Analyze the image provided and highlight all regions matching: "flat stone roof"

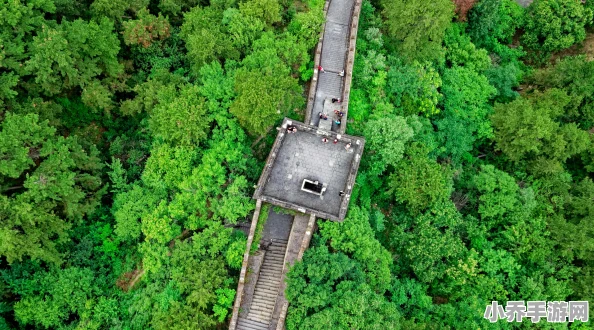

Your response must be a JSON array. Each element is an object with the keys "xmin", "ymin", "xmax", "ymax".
[{"xmin": 253, "ymin": 118, "xmax": 364, "ymax": 221}]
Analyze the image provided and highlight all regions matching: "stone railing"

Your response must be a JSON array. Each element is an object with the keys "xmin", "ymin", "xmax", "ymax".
[
  {"xmin": 228, "ymin": 199, "xmax": 263, "ymax": 330},
  {"xmin": 305, "ymin": 0, "xmax": 331, "ymax": 125},
  {"xmin": 337, "ymin": 0, "xmax": 363, "ymax": 134}
]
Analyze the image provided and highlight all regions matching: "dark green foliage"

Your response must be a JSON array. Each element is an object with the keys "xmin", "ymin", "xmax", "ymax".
[
  {"xmin": 380, "ymin": 0, "xmax": 454, "ymax": 62},
  {"xmin": 2, "ymin": 0, "xmax": 594, "ymax": 328}
]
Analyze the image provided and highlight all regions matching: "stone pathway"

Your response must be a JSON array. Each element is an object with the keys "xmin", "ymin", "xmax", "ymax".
[
  {"xmin": 310, "ymin": 0, "xmax": 356, "ymax": 129},
  {"xmin": 230, "ymin": 0, "xmax": 361, "ymax": 327}
]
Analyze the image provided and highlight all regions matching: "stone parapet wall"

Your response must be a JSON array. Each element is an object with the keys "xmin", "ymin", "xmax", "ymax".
[
  {"xmin": 305, "ymin": 0, "xmax": 331, "ymax": 125},
  {"xmin": 338, "ymin": 0, "xmax": 362, "ymax": 134},
  {"xmin": 228, "ymin": 199, "xmax": 263, "ymax": 330}
]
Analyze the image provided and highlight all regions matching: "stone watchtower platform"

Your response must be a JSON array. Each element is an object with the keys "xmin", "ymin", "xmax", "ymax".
[{"xmin": 254, "ymin": 118, "xmax": 364, "ymax": 221}]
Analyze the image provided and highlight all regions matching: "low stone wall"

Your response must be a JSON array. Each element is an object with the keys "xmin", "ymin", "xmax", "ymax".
[
  {"xmin": 338, "ymin": 0, "xmax": 362, "ymax": 134},
  {"xmin": 228, "ymin": 199, "xmax": 263, "ymax": 330},
  {"xmin": 305, "ymin": 0, "xmax": 331, "ymax": 125}
]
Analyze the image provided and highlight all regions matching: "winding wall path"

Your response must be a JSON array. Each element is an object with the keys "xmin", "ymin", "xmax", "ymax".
[{"xmin": 229, "ymin": 0, "xmax": 362, "ymax": 328}]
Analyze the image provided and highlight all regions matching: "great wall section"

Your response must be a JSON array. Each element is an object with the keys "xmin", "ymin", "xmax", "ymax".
[{"xmin": 228, "ymin": 0, "xmax": 364, "ymax": 328}]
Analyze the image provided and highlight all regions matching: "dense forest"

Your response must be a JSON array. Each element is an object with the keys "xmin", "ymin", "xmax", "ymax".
[{"xmin": 0, "ymin": 0, "xmax": 593, "ymax": 328}]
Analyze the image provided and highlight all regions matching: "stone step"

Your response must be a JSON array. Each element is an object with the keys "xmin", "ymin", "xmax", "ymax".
[
  {"xmin": 258, "ymin": 272, "xmax": 282, "ymax": 280},
  {"xmin": 247, "ymin": 312, "xmax": 272, "ymax": 324},
  {"xmin": 251, "ymin": 301, "xmax": 276, "ymax": 310},
  {"xmin": 250, "ymin": 306, "xmax": 274, "ymax": 316},
  {"xmin": 253, "ymin": 291, "xmax": 278, "ymax": 299},
  {"xmin": 254, "ymin": 285, "xmax": 280, "ymax": 295},
  {"xmin": 264, "ymin": 255, "xmax": 285, "ymax": 261},
  {"xmin": 256, "ymin": 276, "xmax": 281, "ymax": 284},
  {"xmin": 248, "ymin": 308, "xmax": 273, "ymax": 319},
  {"xmin": 237, "ymin": 317, "xmax": 268, "ymax": 330},
  {"xmin": 260, "ymin": 264, "xmax": 283, "ymax": 271}
]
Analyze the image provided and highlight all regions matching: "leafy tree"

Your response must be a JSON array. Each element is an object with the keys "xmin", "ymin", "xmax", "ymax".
[
  {"xmin": 286, "ymin": 247, "xmax": 400, "ymax": 330},
  {"xmin": 286, "ymin": 206, "xmax": 398, "ymax": 329},
  {"xmin": 0, "ymin": 113, "xmax": 103, "ymax": 264},
  {"xmin": 13, "ymin": 267, "xmax": 107, "ymax": 328},
  {"xmin": 492, "ymin": 89, "xmax": 590, "ymax": 174},
  {"xmin": 239, "ymin": 0, "xmax": 282, "ymax": 26},
  {"xmin": 123, "ymin": 8, "xmax": 171, "ymax": 48},
  {"xmin": 529, "ymin": 55, "xmax": 594, "ymax": 128},
  {"xmin": 435, "ymin": 66, "xmax": 496, "ymax": 163},
  {"xmin": 90, "ymin": 0, "xmax": 148, "ymax": 21},
  {"xmin": 467, "ymin": 0, "xmax": 524, "ymax": 51},
  {"xmin": 485, "ymin": 62, "xmax": 522, "ymax": 102},
  {"xmin": 148, "ymin": 84, "xmax": 210, "ymax": 146},
  {"xmin": 181, "ymin": 6, "xmax": 239, "ymax": 73},
  {"xmin": 522, "ymin": 0, "xmax": 593, "ymax": 56},
  {"xmin": 385, "ymin": 58, "xmax": 442, "ymax": 116},
  {"xmin": 444, "ymin": 23, "xmax": 490, "ymax": 72},
  {"xmin": 26, "ymin": 18, "xmax": 122, "ymax": 95},
  {"xmin": 0, "ymin": 0, "xmax": 56, "ymax": 104},
  {"xmin": 223, "ymin": 8, "xmax": 266, "ymax": 53},
  {"xmin": 230, "ymin": 34, "xmax": 303, "ymax": 135},
  {"xmin": 363, "ymin": 115, "xmax": 414, "ymax": 174},
  {"xmin": 380, "ymin": 0, "xmax": 454, "ymax": 62},
  {"xmin": 388, "ymin": 143, "xmax": 451, "ymax": 214}
]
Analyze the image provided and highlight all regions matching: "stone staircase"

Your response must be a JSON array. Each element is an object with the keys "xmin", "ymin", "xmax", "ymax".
[{"xmin": 240, "ymin": 238, "xmax": 288, "ymax": 329}]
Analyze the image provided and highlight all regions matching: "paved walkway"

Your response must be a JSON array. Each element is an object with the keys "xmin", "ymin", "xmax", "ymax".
[{"xmin": 310, "ymin": 0, "xmax": 356, "ymax": 129}]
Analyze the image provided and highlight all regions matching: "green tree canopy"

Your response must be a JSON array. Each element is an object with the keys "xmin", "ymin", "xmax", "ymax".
[
  {"xmin": 0, "ymin": 113, "xmax": 103, "ymax": 264},
  {"xmin": 492, "ymin": 89, "xmax": 591, "ymax": 174},
  {"xmin": 522, "ymin": 0, "xmax": 593, "ymax": 56},
  {"xmin": 380, "ymin": 0, "xmax": 454, "ymax": 62}
]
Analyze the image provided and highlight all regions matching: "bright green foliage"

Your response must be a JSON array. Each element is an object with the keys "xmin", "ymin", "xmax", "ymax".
[
  {"xmin": 148, "ymin": 84, "xmax": 210, "ymax": 146},
  {"xmin": 386, "ymin": 58, "xmax": 442, "ymax": 116},
  {"xmin": 239, "ymin": 0, "xmax": 282, "ymax": 26},
  {"xmin": 444, "ymin": 23, "xmax": 490, "ymax": 72},
  {"xmin": 230, "ymin": 34, "xmax": 303, "ymax": 135},
  {"xmin": 0, "ymin": 0, "xmax": 56, "ymax": 104},
  {"xmin": 318, "ymin": 207, "xmax": 393, "ymax": 290},
  {"xmin": 381, "ymin": 0, "xmax": 454, "ymax": 62},
  {"xmin": 0, "ymin": 113, "xmax": 103, "ymax": 264},
  {"xmin": 472, "ymin": 165, "xmax": 520, "ymax": 220},
  {"xmin": 223, "ymin": 8, "xmax": 266, "ymax": 53},
  {"xmin": 530, "ymin": 55, "xmax": 594, "ymax": 128},
  {"xmin": 436, "ymin": 67, "xmax": 496, "ymax": 163},
  {"xmin": 286, "ymin": 206, "xmax": 398, "ymax": 329},
  {"xmin": 522, "ymin": 0, "xmax": 593, "ymax": 56},
  {"xmin": 363, "ymin": 115, "xmax": 414, "ymax": 174},
  {"xmin": 123, "ymin": 8, "xmax": 171, "ymax": 48},
  {"xmin": 25, "ymin": 18, "xmax": 123, "ymax": 100},
  {"xmin": 13, "ymin": 267, "xmax": 116, "ymax": 328},
  {"xmin": 492, "ymin": 89, "xmax": 590, "ymax": 173},
  {"xmin": 288, "ymin": 6, "xmax": 325, "ymax": 49},
  {"xmin": 286, "ymin": 247, "xmax": 400, "ymax": 330},
  {"xmin": 181, "ymin": 7, "xmax": 239, "ymax": 73},
  {"xmin": 389, "ymin": 202, "xmax": 465, "ymax": 284},
  {"xmin": 158, "ymin": 0, "xmax": 199, "ymax": 17},
  {"xmin": 90, "ymin": 0, "xmax": 149, "ymax": 21},
  {"xmin": 389, "ymin": 143, "xmax": 451, "ymax": 214}
]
